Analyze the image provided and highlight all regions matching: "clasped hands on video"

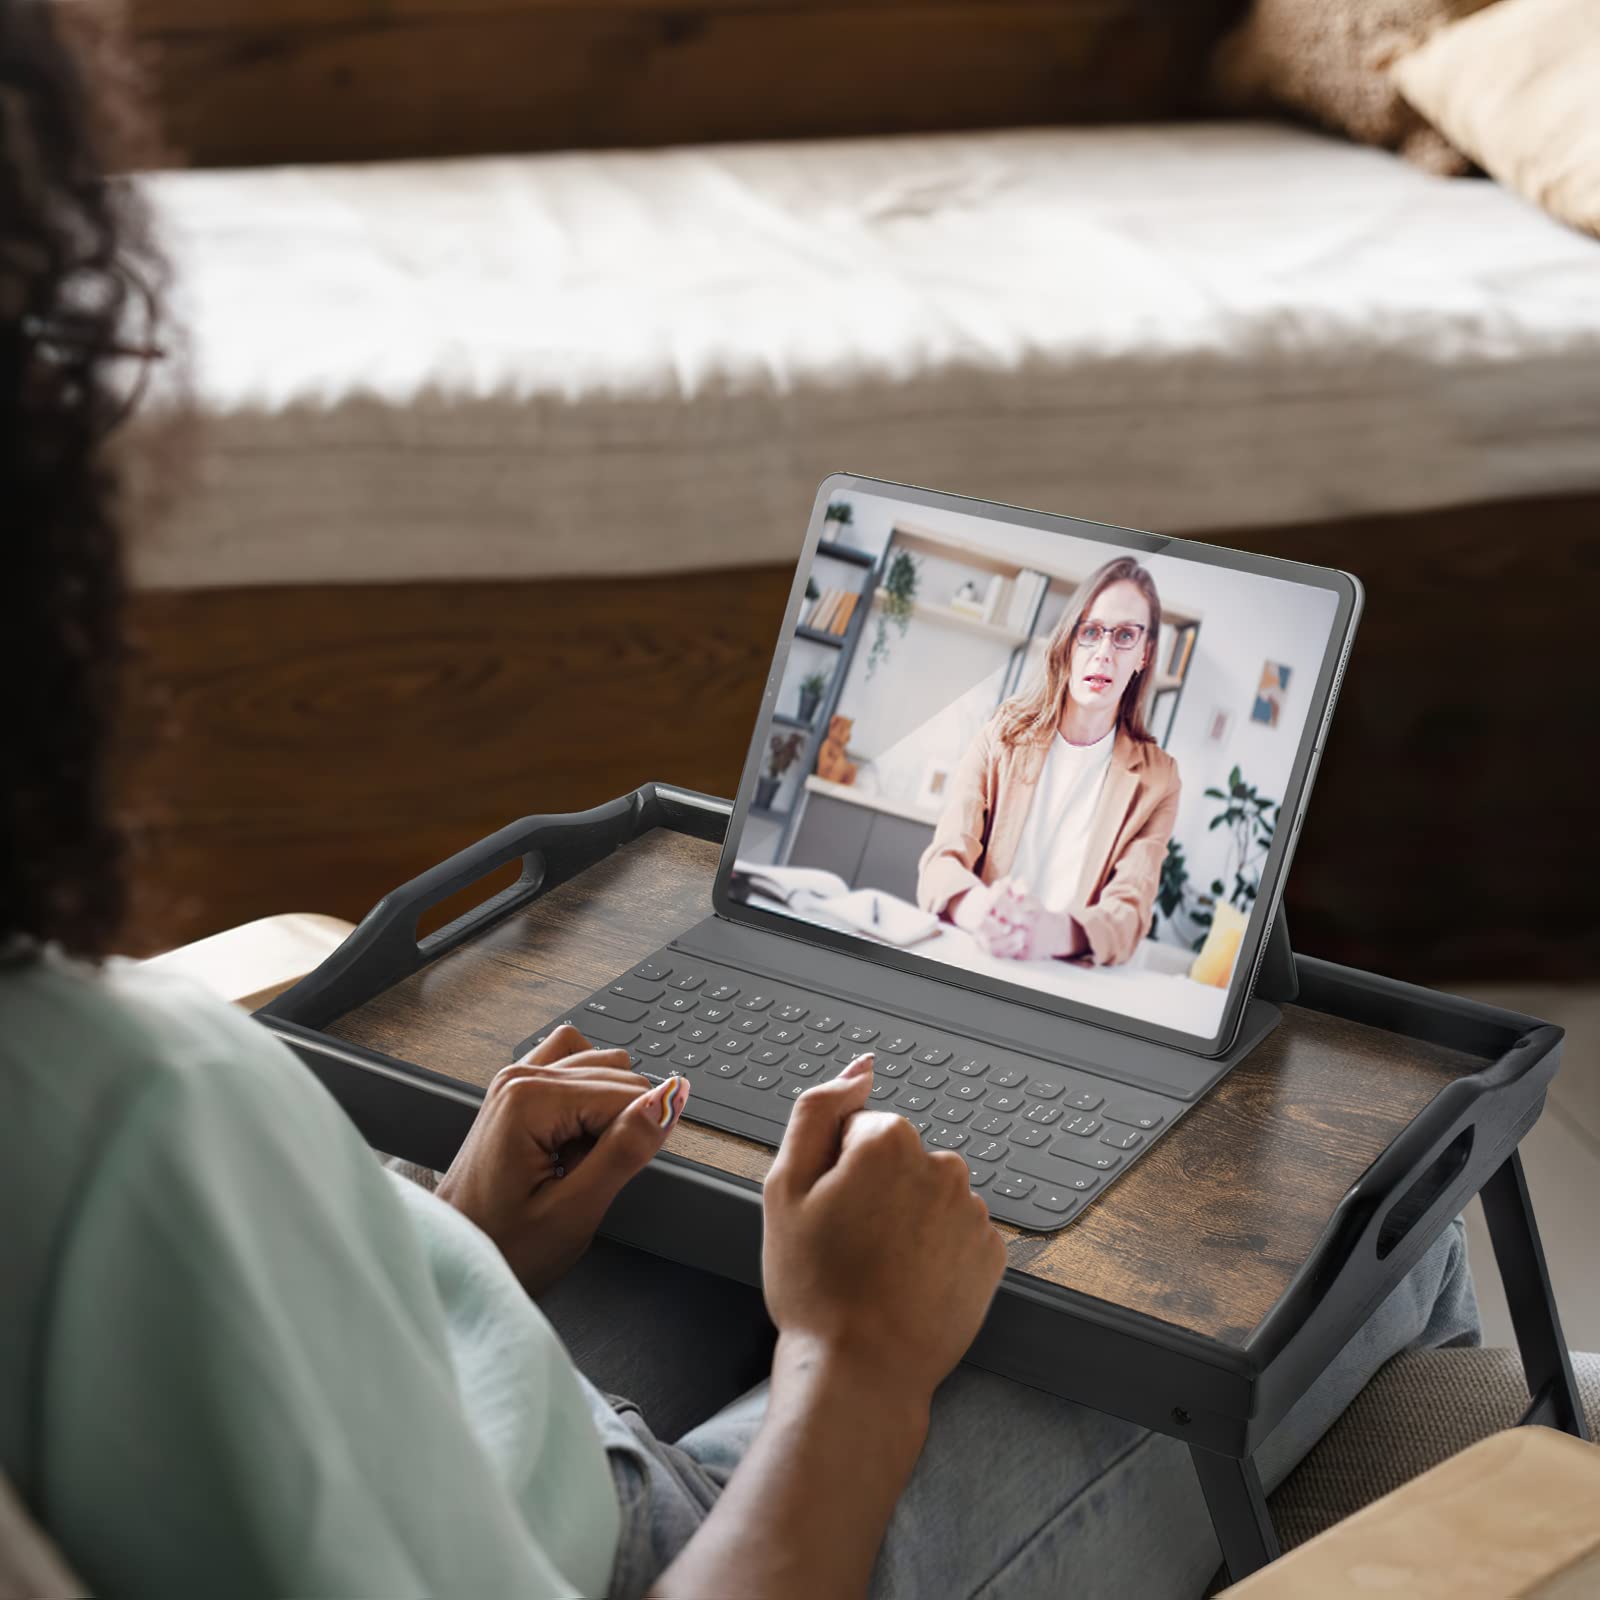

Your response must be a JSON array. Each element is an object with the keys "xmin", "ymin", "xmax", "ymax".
[{"xmin": 954, "ymin": 877, "xmax": 1087, "ymax": 963}]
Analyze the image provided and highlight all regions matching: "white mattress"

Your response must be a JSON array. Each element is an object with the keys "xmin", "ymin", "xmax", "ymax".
[{"xmin": 133, "ymin": 122, "xmax": 1600, "ymax": 590}]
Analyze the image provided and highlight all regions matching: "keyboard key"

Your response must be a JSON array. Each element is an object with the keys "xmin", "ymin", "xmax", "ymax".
[
  {"xmin": 970, "ymin": 1139, "xmax": 1007, "ymax": 1163},
  {"xmin": 931, "ymin": 1102, "xmax": 973, "ymax": 1124},
  {"xmin": 788, "ymin": 1058, "xmax": 827, "ymax": 1077},
  {"xmin": 1066, "ymin": 1090, "xmax": 1103, "ymax": 1112},
  {"xmin": 897, "ymin": 1088, "xmax": 935, "ymax": 1111},
  {"xmin": 929, "ymin": 1127, "xmax": 969, "ymax": 1150},
  {"xmin": 953, "ymin": 1058, "xmax": 989, "ymax": 1077},
  {"xmin": 734, "ymin": 1015, "xmax": 767, "ymax": 1034},
  {"xmin": 1029, "ymin": 1079, "xmax": 1065, "ymax": 1101},
  {"xmin": 1101, "ymin": 1128, "xmax": 1143, "ymax": 1150},
  {"xmin": 773, "ymin": 1002, "xmax": 808, "ymax": 1023},
  {"xmin": 705, "ymin": 982, "xmax": 738, "ymax": 1002},
  {"xmin": 914, "ymin": 1046, "xmax": 953, "ymax": 1066},
  {"xmin": 810, "ymin": 1014, "xmax": 844, "ymax": 1033},
  {"xmin": 985, "ymin": 1089, "xmax": 1025, "ymax": 1113},
  {"xmin": 679, "ymin": 1024, "xmax": 716, "ymax": 1044},
  {"xmin": 670, "ymin": 972, "xmax": 705, "ymax": 991},
  {"xmin": 874, "ymin": 1057, "xmax": 911, "ymax": 1078},
  {"xmin": 782, "ymin": 1082, "xmax": 808, "ymax": 1099},
  {"xmin": 634, "ymin": 961, "xmax": 671, "ymax": 981},
  {"xmin": 637, "ymin": 1036, "xmax": 674, "ymax": 1057},
  {"xmin": 898, "ymin": 1112, "xmax": 932, "ymax": 1134},
  {"xmin": 738, "ymin": 993, "xmax": 774, "ymax": 1012},
  {"xmin": 1033, "ymin": 1189, "xmax": 1078, "ymax": 1216},
  {"xmin": 645, "ymin": 1016, "xmax": 681, "ymax": 1034},
  {"xmin": 802, "ymin": 1036, "xmax": 837, "ymax": 1054},
  {"xmin": 671, "ymin": 1046, "xmax": 710, "ymax": 1068},
  {"xmin": 1011, "ymin": 1125, "xmax": 1050, "ymax": 1148},
  {"xmin": 869, "ymin": 1082, "xmax": 897, "ymax": 1101},
  {"xmin": 1051, "ymin": 1138, "xmax": 1120, "ymax": 1171},
  {"xmin": 911, "ymin": 1066, "xmax": 949, "ymax": 1090},
  {"xmin": 748, "ymin": 1047, "xmax": 786, "ymax": 1068},
  {"xmin": 609, "ymin": 977, "xmax": 664, "ymax": 1004},
  {"xmin": 880, "ymin": 1035, "xmax": 915, "ymax": 1055},
  {"xmin": 709, "ymin": 1059, "xmax": 745, "ymax": 1079},
  {"xmin": 992, "ymin": 1174, "xmax": 1035, "ymax": 1200},
  {"xmin": 1007, "ymin": 1145, "xmax": 1105, "ymax": 1192},
  {"xmin": 714, "ymin": 1036, "xmax": 751, "ymax": 1055},
  {"xmin": 990, "ymin": 1066, "xmax": 1027, "ymax": 1089},
  {"xmin": 697, "ymin": 1003, "xmax": 732, "ymax": 1024},
  {"xmin": 1105, "ymin": 1108, "xmax": 1164, "ymax": 1131},
  {"xmin": 586, "ymin": 996, "xmax": 647, "ymax": 1023},
  {"xmin": 662, "ymin": 994, "xmax": 698, "ymax": 1014},
  {"xmin": 843, "ymin": 1025, "xmax": 879, "ymax": 1045},
  {"xmin": 1025, "ymin": 1104, "xmax": 1061, "ymax": 1126},
  {"xmin": 971, "ymin": 1112, "xmax": 1012, "ymax": 1137},
  {"xmin": 966, "ymin": 1164, "xmax": 992, "ymax": 1188},
  {"xmin": 1062, "ymin": 1114, "xmax": 1101, "ymax": 1138},
  {"xmin": 765, "ymin": 1024, "xmax": 804, "ymax": 1045},
  {"xmin": 746, "ymin": 1066, "xmax": 783, "ymax": 1090},
  {"xmin": 570, "ymin": 1012, "xmax": 641, "ymax": 1046},
  {"xmin": 946, "ymin": 1080, "xmax": 985, "ymax": 1101}
]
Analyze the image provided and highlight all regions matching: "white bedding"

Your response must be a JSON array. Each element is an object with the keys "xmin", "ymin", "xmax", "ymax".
[{"xmin": 134, "ymin": 122, "xmax": 1600, "ymax": 590}]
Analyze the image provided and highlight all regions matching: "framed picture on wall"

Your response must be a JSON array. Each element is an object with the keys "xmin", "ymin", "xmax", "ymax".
[
  {"xmin": 916, "ymin": 761, "xmax": 953, "ymax": 812},
  {"xmin": 1252, "ymin": 661, "xmax": 1292, "ymax": 728}
]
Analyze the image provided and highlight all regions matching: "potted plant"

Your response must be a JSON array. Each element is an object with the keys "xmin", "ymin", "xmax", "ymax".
[
  {"xmin": 867, "ymin": 550, "xmax": 920, "ymax": 677},
  {"xmin": 1152, "ymin": 768, "xmax": 1280, "ymax": 950},
  {"xmin": 822, "ymin": 501, "xmax": 854, "ymax": 540},
  {"xmin": 797, "ymin": 669, "xmax": 828, "ymax": 724},
  {"xmin": 755, "ymin": 730, "xmax": 804, "ymax": 812}
]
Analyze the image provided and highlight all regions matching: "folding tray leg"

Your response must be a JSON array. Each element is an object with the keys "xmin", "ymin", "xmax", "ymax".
[
  {"xmin": 1190, "ymin": 1446, "xmax": 1280, "ymax": 1583},
  {"xmin": 1480, "ymin": 1148, "xmax": 1591, "ymax": 1440}
]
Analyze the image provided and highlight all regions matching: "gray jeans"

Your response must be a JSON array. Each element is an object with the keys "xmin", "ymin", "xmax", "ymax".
[{"xmin": 540, "ymin": 1219, "xmax": 1480, "ymax": 1600}]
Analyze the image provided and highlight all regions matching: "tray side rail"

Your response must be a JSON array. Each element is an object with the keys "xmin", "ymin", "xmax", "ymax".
[{"xmin": 259, "ymin": 783, "xmax": 729, "ymax": 1031}]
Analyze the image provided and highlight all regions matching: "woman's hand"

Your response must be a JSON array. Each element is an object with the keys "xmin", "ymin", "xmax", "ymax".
[
  {"xmin": 970, "ymin": 879, "xmax": 1084, "ymax": 962},
  {"xmin": 435, "ymin": 1024, "xmax": 687, "ymax": 1294}
]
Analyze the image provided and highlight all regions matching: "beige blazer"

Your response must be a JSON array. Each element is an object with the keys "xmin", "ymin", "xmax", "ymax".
[{"xmin": 916, "ymin": 716, "xmax": 1181, "ymax": 966}]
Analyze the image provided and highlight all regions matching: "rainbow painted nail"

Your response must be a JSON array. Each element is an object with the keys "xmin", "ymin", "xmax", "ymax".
[{"xmin": 656, "ymin": 1074, "xmax": 689, "ymax": 1128}]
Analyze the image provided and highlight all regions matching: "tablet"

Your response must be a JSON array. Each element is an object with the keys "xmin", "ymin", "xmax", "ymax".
[{"xmin": 714, "ymin": 474, "xmax": 1360, "ymax": 1059}]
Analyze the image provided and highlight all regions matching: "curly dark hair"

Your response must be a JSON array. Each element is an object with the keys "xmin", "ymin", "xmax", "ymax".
[{"xmin": 1, "ymin": 0, "xmax": 165, "ymax": 959}]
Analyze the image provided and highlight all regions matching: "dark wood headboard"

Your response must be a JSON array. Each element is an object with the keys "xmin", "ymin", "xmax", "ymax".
[{"xmin": 128, "ymin": 0, "xmax": 1245, "ymax": 168}]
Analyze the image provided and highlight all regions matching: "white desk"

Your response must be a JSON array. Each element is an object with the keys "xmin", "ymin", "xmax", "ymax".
[{"xmin": 745, "ymin": 891, "xmax": 1228, "ymax": 1037}]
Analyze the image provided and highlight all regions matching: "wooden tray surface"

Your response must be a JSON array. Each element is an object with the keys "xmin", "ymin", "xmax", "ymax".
[{"xmin": 327, "ymin": 828, "xmax": 1486, "ymax": 1347}]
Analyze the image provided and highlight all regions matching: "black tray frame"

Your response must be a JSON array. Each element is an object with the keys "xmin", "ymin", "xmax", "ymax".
[{"xmin": 259, "ymin": 782, "xmax": 1588, "ymax": 1582}]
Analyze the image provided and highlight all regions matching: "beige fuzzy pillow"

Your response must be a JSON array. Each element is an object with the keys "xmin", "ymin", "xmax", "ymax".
[
  {"xmin": 1212, "ymin": 0, "xmax": 1499, "ymax": 174},
  {"xmin": 1393, "ymin": 0, "xmax": 1600, "ymax": 236}
]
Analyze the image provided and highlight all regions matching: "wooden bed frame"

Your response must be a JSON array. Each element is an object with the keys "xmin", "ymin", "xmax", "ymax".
[{"xmin": 120, "ymin": 490, "xmax": 1600, "ymax": 980}]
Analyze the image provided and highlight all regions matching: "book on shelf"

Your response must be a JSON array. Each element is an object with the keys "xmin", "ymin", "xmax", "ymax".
[
  {"xmin": 981, "ymin": 573, "xmax": 1008, "ymax": 623},
  {"xmin": 1158, "ymin": 622, "xmax": 1176, "ymax": 680},
  {"xmin": 1168, "ymin": 625, "xmax": 1195, "ymax": 678},
  {"xmin": 1006, "ymin": 569, "xmax": 1045, "ymax": 633},
  {"xmin": 833, "ymin": 591, "xmax": 859, "ymax": 634}
]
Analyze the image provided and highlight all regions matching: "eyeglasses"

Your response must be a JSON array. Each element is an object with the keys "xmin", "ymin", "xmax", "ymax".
[
  {"xmin": 21, "ymin": 310, "xmax": 168, "ymax": 431},
  {"xmin": 1074, "ymin": 620, "xmax": 1147, "ymax": 652}
]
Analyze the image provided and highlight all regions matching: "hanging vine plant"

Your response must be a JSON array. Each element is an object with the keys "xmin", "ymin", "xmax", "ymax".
[{"xmin": 867, "ymin": 550, "xmax": 920, "ymax": 677}]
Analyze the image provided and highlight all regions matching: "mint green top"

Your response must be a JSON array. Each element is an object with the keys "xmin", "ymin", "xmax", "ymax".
[{"xmin": 0, "ymin": 950, "xmax": 620, "ymax": 1598}]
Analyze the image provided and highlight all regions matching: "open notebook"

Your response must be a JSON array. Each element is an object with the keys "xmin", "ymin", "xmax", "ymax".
[{"xmin": 728, "ymin": 862, "xmax": 940, "ymax": 948}]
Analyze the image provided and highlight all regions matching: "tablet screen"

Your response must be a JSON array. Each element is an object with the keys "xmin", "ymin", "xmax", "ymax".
[{"xmin": 715, "ymin": 477, "xmax": 1358, "ymax": 1055}]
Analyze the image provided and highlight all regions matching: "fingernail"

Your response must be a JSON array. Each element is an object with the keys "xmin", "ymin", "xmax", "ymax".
[
  {"xmin": 843, "ymin": 1051, "xmax": 875, "ymax": 1078},
  {"xmin": 648, "ymin": 1073, "xmax": 689, "ymax": 1129}
]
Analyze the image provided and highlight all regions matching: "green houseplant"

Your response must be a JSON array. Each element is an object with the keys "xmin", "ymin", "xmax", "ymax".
[
  {"xmin": 797, "ymin": 669, "xmax": 828, "ymax": 724},
  {"xmin": 867, "ymin": 550, "xmax": 920, "ymax": 678},
  {"xmin": 822, "ymin": 501, "xmax": 854, "ymax": 534},
  {"xmin": 1152, "ymin": 766, "xmax": 1280, "ymax": 950}
]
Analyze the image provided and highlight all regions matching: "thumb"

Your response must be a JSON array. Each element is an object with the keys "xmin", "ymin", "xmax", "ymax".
[
  {"xmin": 558, "ymin": 1074, "xmax": 687, "ymax": 1219},
  {"xmin": 768, "ymin": 1052, "xmax": 875, "ymax": 1198}
]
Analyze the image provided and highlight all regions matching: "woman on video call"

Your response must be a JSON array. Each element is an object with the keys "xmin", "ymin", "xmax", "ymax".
[{"xmin": 918, "ymin": 556, "xmax": 1180, "ymax": 966}]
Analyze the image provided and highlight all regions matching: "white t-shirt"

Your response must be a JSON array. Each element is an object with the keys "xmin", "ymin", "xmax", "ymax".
[{"xmin": 1006, "ymin": 727, "xmax": 1116, "ymax": 911}]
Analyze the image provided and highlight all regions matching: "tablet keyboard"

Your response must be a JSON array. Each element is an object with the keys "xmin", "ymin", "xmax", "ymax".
[{"xmin": 516, "ymin": 950, "xmax": 1181, "ymax": 1232}]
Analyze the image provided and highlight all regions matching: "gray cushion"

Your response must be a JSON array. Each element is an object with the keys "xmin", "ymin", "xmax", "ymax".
[{"xmin": 1269, "ymin": 1346, "xmax": 1600, "ymax": 1550}]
